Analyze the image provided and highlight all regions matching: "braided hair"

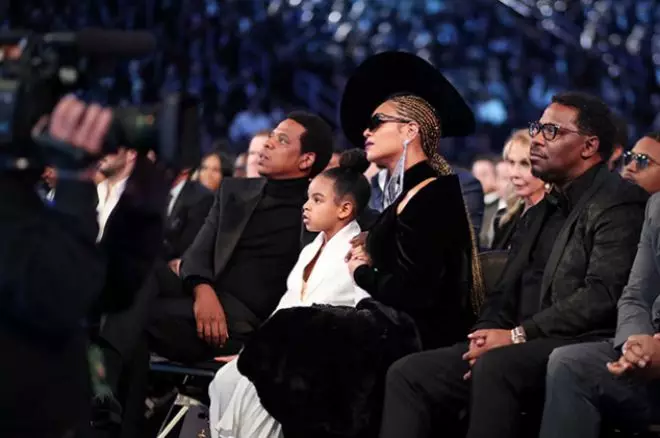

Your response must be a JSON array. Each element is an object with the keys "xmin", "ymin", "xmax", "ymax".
[{"xmin": 390, "ymin": 94, "xmax": 485, "ymax": 314}]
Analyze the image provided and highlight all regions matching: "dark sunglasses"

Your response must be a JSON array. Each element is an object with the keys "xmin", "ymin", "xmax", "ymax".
[
  {"xmin": 623, "ymin": 151, "xmax": 659, "ymax": 170},
  {"xmin": 529, "ymin": 121, "xmax": 581, "ymax": 141},
  {"xmin": 367, "ymin": 113, "xmax": 412, "ymax": 132}
]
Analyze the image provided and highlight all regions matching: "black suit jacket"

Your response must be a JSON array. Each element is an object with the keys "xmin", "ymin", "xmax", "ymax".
[
  {"xmin": 97, "ymin": 157, "xmax": 169, "ymax": 313},
  {"xmin": 163, "ymin": 180, "xmax": 214, "ymax": 260},
  {"xmin": 476, "ymin": 165, "xmax": 649, "ymax": 340},
  {"xmin": 181, "ymin": 177, "xmax": 268, "ymax": 286}
]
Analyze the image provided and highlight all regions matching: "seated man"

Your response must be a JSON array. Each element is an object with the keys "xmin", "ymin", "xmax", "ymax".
[
  {"xmin": 539, "ymin": 192, "xmax": 660, "ymax": 438},
  {"xmin": 621, "ymin": 131, "xmax": 660, "ymax": 194},
  {"xmin": 149, "ymin": 111, "xmax": 334, "ymax": 362},
  {"xmin": 378, "ymin": 92, "xmax": 649, "ymax": 438},
  {"xmin": 94, "ymin": 159, "xmax": 213, "ymax": 422}
]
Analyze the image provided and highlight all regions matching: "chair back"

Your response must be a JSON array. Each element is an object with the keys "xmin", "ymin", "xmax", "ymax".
[{"xmin": 478, "ymin": 251, "xmax": 509, "ymax": 295}]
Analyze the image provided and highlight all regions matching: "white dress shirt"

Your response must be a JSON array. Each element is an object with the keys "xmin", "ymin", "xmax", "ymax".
[
  {"xmin": 167, "ymin": 179, "xmax": 186, "ymax": 217},
  {"xmin": 96, "ymin": 177, "xmax": 129, "ymax": 242}
]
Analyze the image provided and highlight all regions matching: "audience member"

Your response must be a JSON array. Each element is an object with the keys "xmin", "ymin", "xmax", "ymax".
[
  {"xmin": 472, "ymin": 155, "xmax": 501, "ymax": 246},
  {"xmin": 37, "ymin": 166, "xmax": 57, "ymax": 204},
  {"xmin": 233, "ymin": 153, "xmax": 247, "ymax": 177},
  {"xmin": 209, "ymin": 149, "xmax": 372, "ymax": 438},
  {"xmin": 492, "ymin": 129, "xmax": 546, "ymax": 250},
  {"xmin": 149, "ymin": 111, "xmax": 333, "ymax": 363},
  {"xmin": 539, "ymin": 192, "xmax": 660, "ymax": 438},
  {"xmin": 608, "ymin": 114, "xmax": 629, "ymax": 171},
  {"xmin": 472, "ymin": 155, "xmax": 498, "ymax": 196},
  {"xmin": 91, "ymin": 145, "xmax": 170, "ymax": 434},
  {"xmin": 621, "ymin": 132, "xmax": 660, "ymax": 194},
  {"xmin": 379, "ymin": 91, "xmax": 649, "ymax": 438},
  {"xmin": 163, "ymin": 169, "xmax": 214, "ymax": 265},
  {"xmin": 495, "ymin": 158, "xmax": 512, "ymax": 200},
  {"xmin": 246, "ymin": 131, "xmax": 269, "ymax": 178},
  {"xmin": 196, "ymin": 150, "xmax": 227, "ymax": 193}
]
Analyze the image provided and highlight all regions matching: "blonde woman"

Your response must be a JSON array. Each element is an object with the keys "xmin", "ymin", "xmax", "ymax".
[{"xmin": 491, "ymin": 129, "xmax": 547, "ymax": 250}]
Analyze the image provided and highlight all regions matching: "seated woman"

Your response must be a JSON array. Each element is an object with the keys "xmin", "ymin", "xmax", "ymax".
[
  {"xmin": 194, "ymin": 149, "xmax": 232, "ymax": 193},
  {"xmin": 491, "ymin": 129, "xmax": 547, "ymax": 250},
  {"xmin": 234, "ymin": 51, "xmax": 484, "ymax": 438},
  {"xmin": 208, "ymin": 151, "xmax": 372, "ymax": 438}
]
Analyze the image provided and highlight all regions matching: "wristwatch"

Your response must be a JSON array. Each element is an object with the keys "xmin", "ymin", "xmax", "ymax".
[{"xmin": 511, "ymin": 326, "xmax": 527, "ymax": 344}]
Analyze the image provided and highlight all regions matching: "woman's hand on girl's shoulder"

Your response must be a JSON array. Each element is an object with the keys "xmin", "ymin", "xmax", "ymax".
[
  {"xmin": 347, "ymin": 257, "xmax": 368, "ymax": 276},
  {"xmin": 346, "ymin": 232, "xmax": 369, "ymax": 262},
  {"xmin": 350, "ymin": 232, "xmax": 369, "ymax": 248}
]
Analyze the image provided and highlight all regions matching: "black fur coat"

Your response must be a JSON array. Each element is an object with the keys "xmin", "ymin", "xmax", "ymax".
[{"xmin": 237, "ymin": 298, "xmax": 421, "ymax": 438}]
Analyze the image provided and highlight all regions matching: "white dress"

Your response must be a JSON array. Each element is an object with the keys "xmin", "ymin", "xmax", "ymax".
[{"xmin": 209, "ymin": 220, "xmax": 370, "ymax": 438}]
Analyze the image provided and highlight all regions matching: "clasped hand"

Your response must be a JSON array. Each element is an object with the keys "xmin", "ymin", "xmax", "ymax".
[
  {"xmin": 462, "ymin": 329, "xmax": 513, "ymax": 380},
  {"xmin": 607, "ymin": 334, "xmax": 660, "ymax": 378}
]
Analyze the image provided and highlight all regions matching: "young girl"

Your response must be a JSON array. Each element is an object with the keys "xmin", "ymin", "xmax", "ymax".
[{"xmin": 209, "ymin": 150, "xmax": 372, "ymax": 438}]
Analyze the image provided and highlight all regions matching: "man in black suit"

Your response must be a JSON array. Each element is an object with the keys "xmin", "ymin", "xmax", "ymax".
[
  {"xmin": 379, "ymin": 92, "xmax": 649, "ymax": 438},
  {"xmin": 162, "ymin": 172, "xmax": 214, "ymax": 270},
  {"xmin": 92, "ymin": 166, "xmax": 212, "ymax": 436},
  {"xmin": 87, "ymin": 145, "xmax": 171, "ymax": 437},
  {"xmin": 148, "ymin": 111, "xmax": 334, "ymax": 363}
]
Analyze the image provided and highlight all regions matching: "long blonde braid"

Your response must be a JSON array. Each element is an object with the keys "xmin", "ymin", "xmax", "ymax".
[{"xmin": 391, "ymin": 94, "xmax": 485, "ymax": 314}]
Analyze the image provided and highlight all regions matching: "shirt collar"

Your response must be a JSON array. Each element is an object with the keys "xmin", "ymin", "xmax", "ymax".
[
  {"xmin": 170, "ymin": 179, "xmax": 186, "ymax": 198},
  {"xmin": 484, "ymin": 192, "xmax": 500, "ymax": 206},
  {"xmin": 97, "ymin": 176, "xmax": 129, "ymax": 201}
]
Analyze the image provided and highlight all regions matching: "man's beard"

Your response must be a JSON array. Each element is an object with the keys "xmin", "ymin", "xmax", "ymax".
[
  {"xmin": 531, "ymin": 166, "xmax": 565, "ymax": 186},
  {"xmin": 99, "ymin": 164, "xmax": 122, "ymax": 179}
]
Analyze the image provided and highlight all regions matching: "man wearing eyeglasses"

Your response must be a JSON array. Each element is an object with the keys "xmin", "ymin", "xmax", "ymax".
[
  {"xmin": 380, "ymin": 92, "xmax": 649, "ymax": 438},
  {"xmin": 621, "ymin": 132, "xmax": 660, "ymax": 194}
]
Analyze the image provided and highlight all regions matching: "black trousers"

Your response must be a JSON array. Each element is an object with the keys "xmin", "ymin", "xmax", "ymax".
[
  {"xmin": 380, "ymin": 338, "xmax": 575, "ymax": 438},
  {"xmin": 147, "ymin": 277, "xmax": 261, "ymax": 363}
]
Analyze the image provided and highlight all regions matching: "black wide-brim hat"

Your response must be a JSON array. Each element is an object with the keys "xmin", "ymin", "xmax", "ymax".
[{"xmin": 340, "ymin": 51, "xmax": 476, "ymax": 148}]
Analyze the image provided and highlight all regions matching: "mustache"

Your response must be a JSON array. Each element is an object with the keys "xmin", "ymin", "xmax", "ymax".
[{"xmin": 530, "ymin": 143, "xmax": 545, "ymax": 157}]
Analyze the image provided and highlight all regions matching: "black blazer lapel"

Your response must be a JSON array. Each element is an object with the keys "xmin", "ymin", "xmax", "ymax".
[
  {"xmin": 539, "ymin": 167, "xmax": 610, "ymax": 303},
  {"xmin": 213, "ymin": 178, "xmax": 266, "ymax": 277},
  {"xmin": 168, "ymin": 181, "xmax": 191, "ymax": 219}
]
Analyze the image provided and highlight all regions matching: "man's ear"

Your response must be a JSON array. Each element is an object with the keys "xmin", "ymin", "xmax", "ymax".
[
  {"xmin": 581, "ymin": 136, "xmax": 600, "ymax": 159},
  {"xmin": 299, "ymin": 152, "xmax": 316, "ymax": 172}
]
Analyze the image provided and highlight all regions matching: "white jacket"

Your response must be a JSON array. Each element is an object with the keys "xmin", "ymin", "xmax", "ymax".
[{"xmin": 273, "ymin": 220, "xmax": 370, "ymax": 313}]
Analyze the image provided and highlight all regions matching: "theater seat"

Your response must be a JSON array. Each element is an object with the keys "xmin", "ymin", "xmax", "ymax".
[
  {"xmin": 149, "ymin": 355, "xmax": 223, "ymax": 437},
  {"xmin": 150, "ymin": 355, "xmax": 223, "ymax": 378}
]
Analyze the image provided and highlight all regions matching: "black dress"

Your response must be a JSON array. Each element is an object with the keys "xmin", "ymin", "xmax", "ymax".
[
  {"xmin": 237, "ymin": 161, "xmax": 476, "ymax": 438},
  {"xmin": 354, "ymin": 161, "xmax": 476, "ymax": 349}
]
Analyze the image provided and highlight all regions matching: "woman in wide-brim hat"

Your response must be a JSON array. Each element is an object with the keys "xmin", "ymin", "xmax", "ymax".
[{"xmin": 232, "ymin": 51, "xmax": 484, "ymax": 438}]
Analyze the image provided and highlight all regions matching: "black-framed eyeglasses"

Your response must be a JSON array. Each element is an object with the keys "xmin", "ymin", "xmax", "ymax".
[
  {"xmin": 529, "ymin": 121, "xmax": 581, "ymax": 141},
  {"xmin": 623, "ymin": 151, "xmax": 659, "ymax": 170},
  {"xmin": 367, "ymin": 113, "xmax": 412, "ymax": 132}
]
